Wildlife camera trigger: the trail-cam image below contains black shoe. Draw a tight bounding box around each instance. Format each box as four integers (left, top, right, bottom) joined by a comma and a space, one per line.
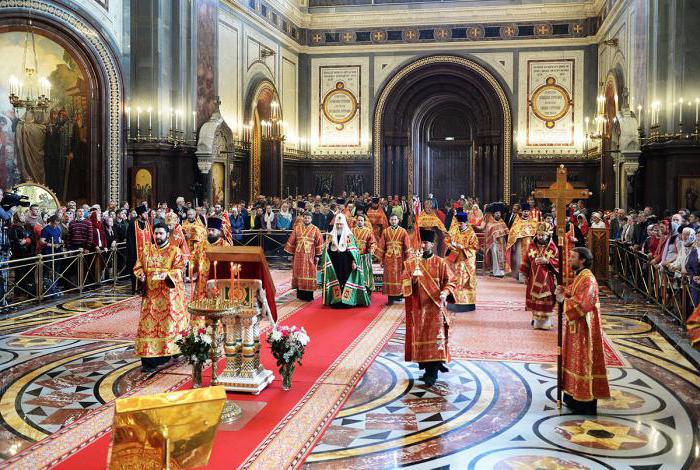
438, 363, 449, 373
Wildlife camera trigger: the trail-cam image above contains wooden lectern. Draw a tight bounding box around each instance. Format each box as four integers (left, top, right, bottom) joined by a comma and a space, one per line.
204, 246, 276, 394
206, 246, 278, 321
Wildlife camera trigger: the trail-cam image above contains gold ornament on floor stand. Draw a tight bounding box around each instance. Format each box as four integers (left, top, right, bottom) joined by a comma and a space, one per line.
187, 263, 247, 425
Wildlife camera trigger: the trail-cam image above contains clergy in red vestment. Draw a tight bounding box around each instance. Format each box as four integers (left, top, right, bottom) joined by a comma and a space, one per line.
445, 211, 479, 312
284, 211, 324, 301
190, 217, 231, 301
182, 208, 207, 253
126, 205, 153, 294
367, 197, 389, 250
483, 206, 509, 278
506, 210, 537, 281
352, 213, 377, 293
401, 228, 456, 387
166, 212, 190, 260
376, 213, 410, 304
520, 222, 559, 330
555, 247, 610, 414
133, 223, 188, 373
526, 195, 542, 222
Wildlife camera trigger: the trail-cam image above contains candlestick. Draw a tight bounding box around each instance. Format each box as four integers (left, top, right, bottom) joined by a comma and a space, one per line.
125, 106, 131, 135
679, 98, 684, 125
213, 260, 218, 282
229, 262, 234, 300
136, 106, 142, 138
637, 105, 642, 128
192, 111, 197, 134
695, 98, 699, 125
147, 106, 152, 130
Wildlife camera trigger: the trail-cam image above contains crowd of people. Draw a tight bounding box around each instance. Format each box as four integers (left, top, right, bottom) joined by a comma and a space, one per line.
1, 186, 699, 308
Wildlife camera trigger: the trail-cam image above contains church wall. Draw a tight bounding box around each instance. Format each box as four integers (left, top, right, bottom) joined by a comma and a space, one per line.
292, 44, 598, 200
218, 3, 300, 141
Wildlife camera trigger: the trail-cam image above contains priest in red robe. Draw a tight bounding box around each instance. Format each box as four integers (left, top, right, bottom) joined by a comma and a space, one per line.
366, 197, 389, 250
284, 210, 324, 301
555, 247, 610, 414
376, 213, 410, 304
133, 223, 188, 373
402, 228, 456, 387
190, 217, 231, 300
520, 222, 559, 330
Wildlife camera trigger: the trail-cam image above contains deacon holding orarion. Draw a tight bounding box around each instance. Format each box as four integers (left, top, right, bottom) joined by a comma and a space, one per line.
401, 228, 456, 387
376, 213, 410, 305
284, 210, 324, 301
506, 209, 537, 282
190, 217, 231, 300
133, 223, 189, 373
445, 211, 479, 312
317, 213, 370, 307
555, 247, 610, 414
352, 213, 376, 293
520, 222, 559, 330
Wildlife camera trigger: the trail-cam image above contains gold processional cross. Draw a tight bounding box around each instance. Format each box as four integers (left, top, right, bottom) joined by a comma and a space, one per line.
532, 164, 591, 410
533, 164, 591, 244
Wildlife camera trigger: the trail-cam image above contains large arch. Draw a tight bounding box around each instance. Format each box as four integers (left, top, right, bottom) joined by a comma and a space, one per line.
245, 77, 282, 201
0, 0, 124, 203
372, 55, 512, 203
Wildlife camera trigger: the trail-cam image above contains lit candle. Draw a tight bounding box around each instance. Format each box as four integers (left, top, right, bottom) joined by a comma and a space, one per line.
637, 105, 642, 127
136, 106, 142, 133
695, 98, 699, 124
170, 108, 174, 131
175, 110, 180, 132
147, 106, 152, 129
679, 98, 684, 124
213, 260, 218, 285
192, 111, 197, 133
188, 260, 194, 299
229, 262, 233, 300
125, 106, 131, 132
585, 116, 590, 134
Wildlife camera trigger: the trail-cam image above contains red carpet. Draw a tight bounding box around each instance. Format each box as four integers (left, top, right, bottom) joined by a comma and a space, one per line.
46, 296, 402, 469
449, 276, 626, 367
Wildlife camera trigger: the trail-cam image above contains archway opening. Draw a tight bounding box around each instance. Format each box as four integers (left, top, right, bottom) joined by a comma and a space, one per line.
374, 56, 511, 205
0, 23, 104, 204
247, 80, 282, 201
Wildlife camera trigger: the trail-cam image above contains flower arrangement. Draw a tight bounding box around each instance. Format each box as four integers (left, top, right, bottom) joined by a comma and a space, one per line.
267, 325, 310, 390
176, 327, 213, 388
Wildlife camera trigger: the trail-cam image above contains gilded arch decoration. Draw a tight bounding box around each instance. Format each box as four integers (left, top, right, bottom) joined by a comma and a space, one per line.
0, 0, 124, 203
372, 55, 512, 202
246, 79, 281, 201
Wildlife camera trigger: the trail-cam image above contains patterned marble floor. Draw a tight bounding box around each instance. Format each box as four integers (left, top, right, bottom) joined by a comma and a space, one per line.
304, 286, 700, 469
0, 273, 698, 469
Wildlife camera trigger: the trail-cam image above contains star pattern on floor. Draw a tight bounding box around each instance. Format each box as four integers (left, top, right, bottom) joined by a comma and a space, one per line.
556, 419, 648, 450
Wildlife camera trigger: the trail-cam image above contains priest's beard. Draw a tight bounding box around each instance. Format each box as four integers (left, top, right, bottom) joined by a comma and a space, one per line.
208, 235, 220, 244
156, 238, 169, 248
422, 245, 434, 258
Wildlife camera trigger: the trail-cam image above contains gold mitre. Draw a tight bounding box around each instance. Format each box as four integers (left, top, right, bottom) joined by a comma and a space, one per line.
536, 221, 552, 236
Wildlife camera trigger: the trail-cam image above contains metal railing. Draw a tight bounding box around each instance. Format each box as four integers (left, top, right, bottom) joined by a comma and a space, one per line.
232, 229, 292, 258
0, 242, 129, 311
610, 240, 697, 323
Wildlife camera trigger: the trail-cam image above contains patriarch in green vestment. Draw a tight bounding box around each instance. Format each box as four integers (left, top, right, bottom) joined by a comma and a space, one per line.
317, 213, 371, 308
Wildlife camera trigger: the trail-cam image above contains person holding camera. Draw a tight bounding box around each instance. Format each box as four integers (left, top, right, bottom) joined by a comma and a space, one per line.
0, 188, 19, 306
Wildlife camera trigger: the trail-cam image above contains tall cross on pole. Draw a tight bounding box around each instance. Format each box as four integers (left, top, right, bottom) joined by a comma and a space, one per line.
532, 164, 591, 410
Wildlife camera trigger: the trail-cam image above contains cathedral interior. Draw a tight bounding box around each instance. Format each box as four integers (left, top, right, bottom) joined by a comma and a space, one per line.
1, 0, 700, 469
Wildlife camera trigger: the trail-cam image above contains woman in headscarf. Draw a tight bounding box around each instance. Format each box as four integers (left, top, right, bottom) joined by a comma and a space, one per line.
670, 227, 696, 276
317, 213, 370, 308
468, 204, 484, 227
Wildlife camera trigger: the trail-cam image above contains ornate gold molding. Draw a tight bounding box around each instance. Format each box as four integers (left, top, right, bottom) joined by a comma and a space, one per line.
372, 55, 512, 202
247, 79, 280, 202
2, 0, 124, 203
